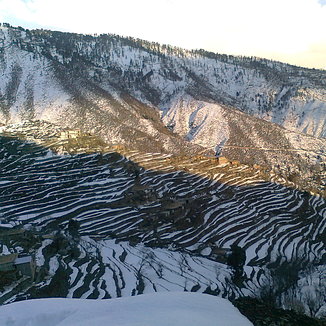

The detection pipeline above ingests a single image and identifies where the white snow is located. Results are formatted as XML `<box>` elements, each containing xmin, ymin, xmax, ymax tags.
<box><xmin>163</xmin><ymin>97</ymin><xmax>230</xmax><ymax>151</ymax></box>
<box><xmin>0</xmin><ymin>292</ymin><xmax>253</xmax><ymax>326</ymax></box>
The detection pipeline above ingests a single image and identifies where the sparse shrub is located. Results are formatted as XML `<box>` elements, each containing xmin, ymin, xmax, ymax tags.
<box><xmin>227</xmin><ymin>243</ymin><xmax>246</xmax><ymax>287</ymax></box>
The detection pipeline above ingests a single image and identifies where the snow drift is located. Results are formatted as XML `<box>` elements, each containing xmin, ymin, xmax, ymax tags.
<box><xmin>0</xmin><ymin>292</ymin><xmax>253</xmax><ymax>326</ymax></box>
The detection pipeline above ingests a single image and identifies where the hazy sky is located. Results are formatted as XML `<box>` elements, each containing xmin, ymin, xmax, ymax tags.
<box><xmin>0</xmin><ymin>0</ymin><xmax>325</xmax><ymax>69</ymax></box>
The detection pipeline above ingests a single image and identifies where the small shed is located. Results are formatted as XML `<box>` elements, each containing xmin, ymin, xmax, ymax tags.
<box><xmin>211</xmin><ymin>247</ymin><xmax>232</xmax><ymax>264</ymax></box>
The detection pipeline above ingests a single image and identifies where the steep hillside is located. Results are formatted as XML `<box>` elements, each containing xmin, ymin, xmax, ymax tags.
<box><xmin>0</xmin><ymin>26</ymin><xmax>208</xmax><ymax>156</ymax></box>
<box><xmin>0</xmin><ymin>24</ymin><xmax>325</xmax><ymax>194</ymax></box>
<box><xmin>0</xmin><ymin>24</ymin><xmax>325</xmax><ymax>140</ymax></box>
<box><xmin>163</xmin><ymin>97</ymin><xmax>326</xmax><ymax>194</ymax></box>
<box><xmin>0</xmin><ymin>123</ymin><xmax>325</xmax><ymax>320</ymax></box>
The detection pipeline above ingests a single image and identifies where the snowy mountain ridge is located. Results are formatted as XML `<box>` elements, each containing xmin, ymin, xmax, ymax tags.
<box><xmin>0</xmin><ymin>23</ymin><xmax>325</xmax><ymax>193</ymax></box>
<box><xmin>0</xmin><ymin>23</ymin><xmax>325</xmax><ymax>141</ymax></box>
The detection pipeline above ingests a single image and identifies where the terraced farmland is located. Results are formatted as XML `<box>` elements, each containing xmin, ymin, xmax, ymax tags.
<box><xmin>0</xmin><ymin>126</ymin><xmax>325</xmax><ymax>316</ymax></box>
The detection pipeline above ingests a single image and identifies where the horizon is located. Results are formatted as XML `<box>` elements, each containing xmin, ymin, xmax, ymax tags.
<box><xmin>0</xmin><ymin>0</ymin><xmax>325</xmax><ymax>70</ymax></box>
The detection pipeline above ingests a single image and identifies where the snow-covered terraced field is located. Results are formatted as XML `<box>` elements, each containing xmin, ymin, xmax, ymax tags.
<box><xmin>0</xmin><ymin>134</ymin><xmax>325</xmax><ymax>310</ymax></box>
<box><xmin>33</xmin><ymin>238</ymin><xmax>234</xmax><ymax>302</ymax></box>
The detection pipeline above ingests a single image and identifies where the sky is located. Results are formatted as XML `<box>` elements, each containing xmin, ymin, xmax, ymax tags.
<box><xmin>0</xmin><ymin>0</ymin><xmax>325</xmax><ymax>69</ymax></box>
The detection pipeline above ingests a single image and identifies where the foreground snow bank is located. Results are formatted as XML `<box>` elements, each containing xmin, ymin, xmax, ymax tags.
<box><xmin>0</xmin><ymin>292</ymin><xmax>253</xmax><ymax>326</ymax></box>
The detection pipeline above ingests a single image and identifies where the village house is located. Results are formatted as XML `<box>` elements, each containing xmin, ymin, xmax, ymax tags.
<box><xmin>200</xmin><ymin>244</ymin><xmax>231</xmax><ymax>264</ymax></box>
<box><xmin>0</xmin><ymin>225</ymin><xmax>26</xmax><ymax>242</ymax></box>
<box><xmin>158</xmin><ymin>199</ymin><xmax>190</xmax><ymax>222</ymax></box>
<box><xmin>230</xmin><ymin>160</ymin><xmax>240</xmax><ymax>166</ymax></box>
<box><xmin>124</xmin><ymin>183</ymin><xmax>157</xmax><ymax>206</ymax></box>
<box><xmin>0</xmin><ymin>253</ymin><xmax>18</xmax><ymax>272</ymax></box>
<box><xmin>0</xmin><ymin>253</ymin><xmax>36</xmax><ymax>280</ymax></box>
<box><xmin>59</xmin><ymin>129</ymin><xmax>81</xmax><ymax>140</ymax></box>
<box><xmin>217</xmin><ymin>157</ymin><xmax>229</xmax><ymax>165</ymax></box>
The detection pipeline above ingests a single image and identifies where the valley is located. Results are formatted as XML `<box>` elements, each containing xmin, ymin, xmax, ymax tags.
<box><xmin>0</xmin><ymin>122</ymin><xmax>325</xmax><ymax>323</ymax></box>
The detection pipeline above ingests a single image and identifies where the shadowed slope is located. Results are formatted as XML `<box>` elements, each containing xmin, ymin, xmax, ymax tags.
<box><xmin>0</xmin><ymin>132</ymin><xmax>325</xmax><ymax>316</ymax></box>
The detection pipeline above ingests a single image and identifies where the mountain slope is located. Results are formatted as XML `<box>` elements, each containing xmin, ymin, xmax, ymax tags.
<box><xmin>0</xmin><ymin>24</ymin><xmax>325</xmax><ymax>194</ymax></box>
<box><xmin>163</xmin><ymin>97</ymin><xmax>326</xmax><ymax>193</ymax></box>
<box><xmin>0</xmin><ymin>26</ymin><xmax>207</xmax><ymax>156</ymax></box>
<box><xmin>0</xmin><ymin>24</ymin><xmax>325</xmax><ymax>140</ymax></box>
